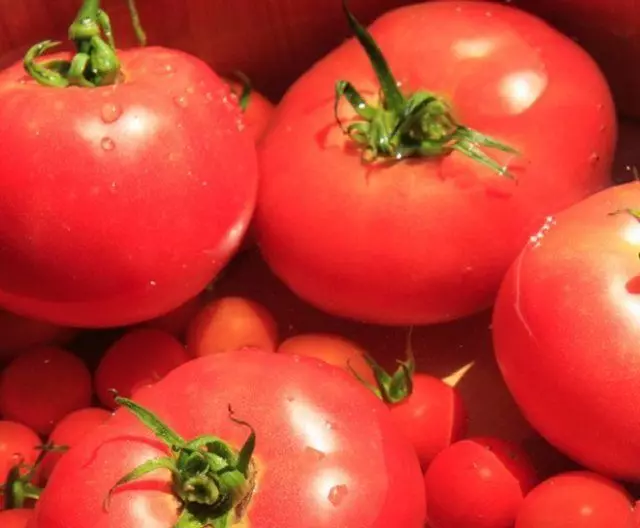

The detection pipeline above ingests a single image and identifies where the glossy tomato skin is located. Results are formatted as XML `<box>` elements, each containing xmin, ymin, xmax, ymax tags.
<box><xmin>493</xmin><ymin>181</ymin><xmax>640</xmax><ymax>480</ymax></box>
<box><xmin>256</xmin><ymin>1</ymin><xmax>615</xmax><ymax>325</ymax></box>
<box><xmin>0</xmin><ymin>47</ymin><xmax>258</xmax><ymax>328</ymax></box>
<box><xmin>31</xmin><ymin>350</ymin><xmax>426</xmax><ymax>528</ymax></box>
<box><xmin>515</xmin><ymin>471</ymin><xmax>636</xmax><ymax>528</ymax></box>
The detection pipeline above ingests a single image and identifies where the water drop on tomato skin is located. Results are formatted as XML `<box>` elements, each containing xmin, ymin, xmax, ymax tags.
<box><xmin>589</xmin><ymin>152</ymin><xmax>600</xmax><ymax>165</ymax></box>
<box><xmin>186</xmin><ymin>86</ymin><xmax>196</xmax><ymax>95</ymax></box>
<box><xmin>173</xmin><ymin>95</ymin><xmax>188</xmax><ymax>108</ymax></box>
<box><xmin>100</xmin><ymin>103</ymin><xmax>122</xmax><ymax>124</ymax></box>
<box><xmin>327</xmin><ymin>485</ymin><xmax>349</xmax><ymax>507</ymax></box>
<box><xmin>100</xmin><ymin>137</ymin><xmax>115</xmax><ymax>151</ymax></box>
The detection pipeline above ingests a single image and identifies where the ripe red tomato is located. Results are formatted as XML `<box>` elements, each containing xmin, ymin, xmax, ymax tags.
<box><xmin>515</xmin><ymin>471</ymin><xmax>636</xmax><ymax>528</ymax></box>
<box><xmin>424</xmin><ymin>437</ymin><xmax>538</xmax><ymax>528</ymax></box>
<box><xmin>95</xmin><ymin>329</ymin><xmax>192</xmax><ymax>409</ymax></box>
<box><xmin>388</xmin><ymin>374</ymin><xmax>467</xmax><ymax>470</ymax></box>
<box><xmin>0</xmin><ymin>347</ymin><xmax>92</xmax><ymax>435</ymax></box>
<box><xmin>256</xmin><ymin>0</ymin><xmax>615</xmax><ymax>325</ymax></box>
<box><xmin>225</xmin><ymin>77</ymin><xmax>275</xmax><ymax>142</ymax></box>
<box><xmin>492</xmin><ymin>181</ymin><xmax>640</xmax><ymax>480</ymax></box>
<box><xmin>186</xmin><ymin>296</ymin><xmax>279</xmax><ymax>356</ymax></box>
<box><xmin>0</xmin><ymin>45</ymin><xmax>258</xmax><ymax>328</ymax></box>
<box><xmin>30</xmin><ymin>350</ymin><xmax>426</xmax><ymax>527</ymax></box>
<box><xmin>277</xmin><ymin>333</ymin><xmax>377</xmax><ymax>387</ymax></box>
<box><xmin>0</xmin><ymin>509</ymin><xmax>33</xmax><ymax>528</ymax></box>
<box><xmin>0</xmin><ymin>311</ymin><xmax>75</xmax><ymax>363</ymax></box>
<box><xmin>39</xmin><ymin>408</ymin><xmax>111</xmax><ymax>483</ymax></box>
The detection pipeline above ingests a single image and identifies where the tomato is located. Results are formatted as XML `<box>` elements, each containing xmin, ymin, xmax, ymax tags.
<box><xmin>39</xmin><ymin>408</ymin><xmax>111</xmax><ymax>483</ymax></box>
<box><xmin>186</xmin><ymin>296</ymin><xmax>278</xmax><ymax>356</ymax></box>
<box><xmin>388</xmin><ymin>374</ymin><xmax>466</xmax><ymax>471</ymax></box>
<box><xmin>492</xmin><ymin>181</ymin><xmax>640</xmax><ymax>480</ymax></box>
<box><xmin>0</xmin><ymin>347</ymin><xmax>92</xmax><ymax>435</ymax></box>
<box><xmin>492</xmin><ymin>0</ymin><xmax>640</xmax><ymax>120</ymax></box>
<box><xmin>0</xmin><ymin>509</ymin><xmax>33</xmax><ymax>528</ymax></box>
<box><xmin>256</xmin><ymin>0</ymin><xmax>615</xmax><ymax>325</ymax></box>
<box><xmin>95</xmin><ymin>329</ymin><xmax>192</xmax><ymax>409</ymax></box>
<box><xmin>424</xmin><ymin>437</ymin><xmax>537</xmax><ymax>528</ymax></box>
<box><xmin>225</xmin><ymin>77</ymin><xmax>275</xmax><ymax>142</ymax></box>
<box><xmin>30</xmin><ymin>350</ymin><xmax>426</xmax><ymax>527</ymax></box>
<box><xmin>515</xmin><ymin>471</ymin><xmax>635</xmax><ymax>528</ymax></box>
<box><xmin>0</xmin><ymin>421</ymin><xmax>40</xmax><ymax>511</ymax></box>
<box><xmin>0</xmin><ymin>2</ymin><xmax>258</xmax><ymax>328</ymax></box>
<box><xmin>278</xmin><ymin>333</ymin><xmax>377</xmax><ymax>386</ymax></box>
<box><xmin>0</xmin><ymin>311</ymin><xmax>75</xmax><ymax>363</ymax></box>
<box><xmin>142</xmin><ymin>295</ymin><xmax>206</xmax><ymax>340</ymax></box>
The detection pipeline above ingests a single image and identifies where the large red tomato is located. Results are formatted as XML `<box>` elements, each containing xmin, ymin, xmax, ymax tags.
<box><xmin>256</xmin><ymin>0</ymin><xmax>615</xmax><ymax>325</ymax></box>
<box><xmin>30</xmin><ymin>350</ymin><xmax>426</xmax><ymax>527</ymax></box>
<box><xmin>493</xmin><ymin>181</ymin><xmax>640</xmax><ymax>480</ymax></box>
<box><xmin>0</xmin><ymin>7</ymin><xmax>257</xmax><ymax>328</ymax></box>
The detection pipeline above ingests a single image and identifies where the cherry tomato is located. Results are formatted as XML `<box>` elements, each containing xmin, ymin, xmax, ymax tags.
<box><xmin>0</xmin><ymin>421</ymin><xmax>40</xmax><ymax>485</ymax></box>
<box><xmin>424</xmin><ymin>437</ymin><xmax>538</xmax><ymax>528</ymax></box>
<box><xmin>515</xmin><ymin>471</ymin><xmax>636</xmax><ymax>528</ymax></box>
<box><xmin>39</xmin><ymin>408</ymin><xmax>111</xmax><ymax>483</ymax></box>
<box><xmin>389</xmin><ymin>374</ymin><xmax>466</xmax><ymax>470</ymax></box>
<box><xmin>0</xmin><ymin>347</ymin><xmax>92</xmax><ymax>435</ymax></box>
<box><xmin>277</xmin><ymin>333</ymin><xmax>376</xmax><ymax>386</ymax></box>
<box><xmin>30</xmin><ymin>350</ymin><xmax>426</xmax><ymax>527</ymax></box>
<box><xmin>186</xmin><ymin>296</ymin><xmax>278</xmax><ymax>356</ymax></box>
<box><xmin>95</xmin><ymin>329</ymin><xmax>192</xmax><ymax>409</ymax></box>
<box><xmin>0</xmin><ymin>508</ymin><xmax>33</xmax><ymax>528</ymax></box>
<box><xmin>492</xmin><ymin>181</ymin><xmax>640</xmax><ymax>480</ymax></box>
<box><xmin>256</xmin><ymin>0</ymin><xmax>615</xmax><ymax>325</ymax></box>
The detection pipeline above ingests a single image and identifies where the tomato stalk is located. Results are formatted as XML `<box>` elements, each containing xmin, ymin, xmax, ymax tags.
<box><xmin>23</xmin><ymin>0</ymin><xmax>147</xmax><ymax>88</ymax></box>
<box><xmin>107</xmin><ymin>396</ymin><xmax>256</xmax><ymax>528</ymax></box>
<box><xmin>351</xmin><ymin>328</ymin><xmax>416</xmax><ymax>403</ymax></box>
<box><xmin>0</xmin><ymin>443</ymin><xmax>67</xmax><ymax>509</ymax></box>
<box><xmin>336</xmin><ymin>0</ymin><xmax>518</xmax><ymax>178</ymax></box>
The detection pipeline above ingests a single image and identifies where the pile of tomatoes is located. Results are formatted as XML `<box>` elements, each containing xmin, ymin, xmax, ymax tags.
<box><xmin>1</xmin><ymin>0</ymin><xmax>640</xmax><ymax>526</ymax></box>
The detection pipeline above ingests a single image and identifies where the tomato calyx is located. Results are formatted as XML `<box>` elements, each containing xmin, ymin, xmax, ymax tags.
<box><xmin>0</xmin><ymin>443</ymin><xmax>66</xmax><ymax>509</ymax></box>
<box><xmin>335</xmin><ymin>0</ymin><xmax>517</xmax><ymax>178</ymax></box>
<box><xmin>352</xmin><ymin>329</ymin><xmax>416</xmax><ymax>404</ymax></box>
<box><xmin>228</xmin><ymin>71</ymin><xmax>254</xmax><ymax>113</ymax></box>
<box><xmin>23</xmin><ymin>0</ymin><xmax>147</xmax><ymax>88</ymax></box>
<box><xmin>107</xmin><ymin>396</ymin><xmax>257</xmax><ymax>528</ymax></box>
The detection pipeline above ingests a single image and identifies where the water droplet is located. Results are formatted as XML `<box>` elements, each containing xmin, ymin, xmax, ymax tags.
<box><xmin>169</xmin><ymin>152</ymin><xmax>180</xmax><ymax>162</ymax></box>
<box><xmin>158</xmin><ymin>64</ymin><xmax>175</xmax><ymax>75</ymax></box>
<box><xmin>589</xmin><ymin>152</ymin><xmax>600</xmax><ymax>165</ymax></box>
<box><xmin>174</xmin><ymin>95</ymin><xmax>188</xmax><ymax>108</ymax></box>
<box><xmin>101</xmin><ymin>102</ymin><xmax>122</xmax><ymax>124</ymax></box>
<box><xmin>304</xmin><ymin>446</ymin><xmax>326</xmax><ymax>461</ymax></box>
<box><xmin>100</xmin><ymin>137</ymin><xmax>115</xmax><ymax>151</ymax></box>
<box><xmin>324</xmin><ymin>421</ymin><xmax>335</xmax><ymax>430</ymax></box>
<box><xmin>17</xmin><ymin>77</ymin><xmax>27</xmax><ymax>85</ymax></box>
<box><xmin>186</xmin><ymin>86</ymin><xmax>195</xmax><ymax>95</ymax></box>
<box><xmin>455</xmin><ymin>5</ymin><xmax>462</xmax><ymax>12</ymax></box>
<box><xmin>110</xmin><ymin>181</ymin><xmax>118</xmax><ymax>192</ymax></box>
<box><xmin>205</xmin><ymin>92</ymin><xmax>214</xmax><ymax>102</ymax></box>
<box><xmin>327</xmin><ymin>485</ymin><xmax>348</xmax><ymax>507</ymax></box>
<box><xmin>236</xmin><ymin>116</ymin><xmax>246</xmax><ymax>132</ymax></box>
<box><xmin>149</xmin><ymin>280</ymin><xmax>157</xmax><ymax>287</ymax></box>
<box><xmin>485</xmin><ymin>10</ymin><xmax>493</xmax><ymax>17</ymax></box>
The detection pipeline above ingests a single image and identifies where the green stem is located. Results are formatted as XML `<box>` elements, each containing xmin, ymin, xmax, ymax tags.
<box><xmin>23</xmin><ymin>0</ymin><xmax>147</xmax><ymax>88</ymax></box>
<box><xmin>106</xmin><ymin>397</ymin><xmax>256</xmax><ymax>528</ymax></box>
<box><xmin>335</xmin><ymin>0</ymin><xmax>518</xmax><ymax>178</ymax></box>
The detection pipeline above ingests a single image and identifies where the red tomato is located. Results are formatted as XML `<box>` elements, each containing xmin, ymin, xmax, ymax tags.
<box><xmin>277</xmin><ymin>333</ymin><xmax>377</xmax><ymax>387</ymax></box>
<box><xmin>515</xmin><ymin>471</ymin><xmax>635</xmax><ymax>528</ymax></box>
<box><xmin>256</xmin><ymin>0</ymin><xmax>615</xmax><ymax>325</ymax></box>
<box><xmin>0</xmin><ymin>310</ymin><xmax>75</xmax><ymax>363</ymax></box>
<box><xmin>0</xmin><ymin>347</ymin><xmax>92</xmax><ymax>435</ymax></box>
<box><xmin>0</xmin><ymin>421</ymin><xmax>40</xmax><ymax>486</ymax></box>
<box><xmin>0</xmin><ymin>509</ymin><xmax>33</xmax><ymax>528</ymax></box>
<box><xmin>424</xmin><ymin>437</ymin><xmax>537</xmax><ymax>528</ymax></box>
<box><xmin>95</xmin><ymin>329</ymin><xmax>192</xmax><ymax>409</ymax></box>
<box><xmin>225</xmin><ymin>77</ymin><xmax>275</xmax><ymax>142</ymax></box>
<box><xmin>30</xmin><ymin>350</ymin><xmax>426</xmax><ymax>527</ymax></box>
<box><xmin>389</xmin><ymin>374</ymin><xmax>467</xmax><ymax>470</ymax></box>
<box><xmin>39</xmin><ymin>408</ymin><xmax>111</xmax><ymax>483</ymax></box>
<box><xmin>0</xmin><ymin>44</ymin><xmax>257</xmax><ymax>328</ymax></box>
<box><xmin>186</xmin><ymin>296</ymin><xmax>278</xmax><ymax>356</ymax></box>
<box><xmin>492</xmin><ymin>181</ymin><xmax>640</xmax><ymax>480</ymax></box>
